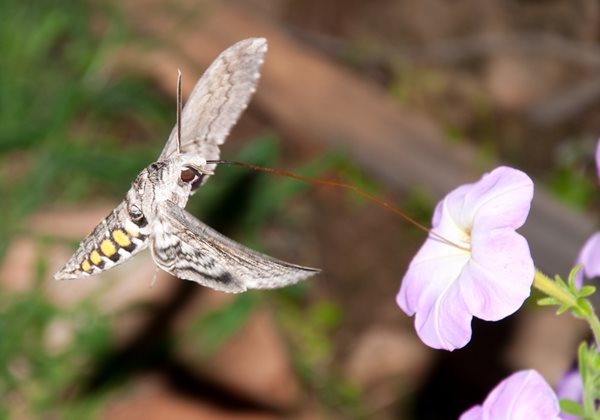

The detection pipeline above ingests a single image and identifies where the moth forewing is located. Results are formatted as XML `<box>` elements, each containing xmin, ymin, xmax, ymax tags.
<box><xmin>150</xmin><ymin>201</ymin><xmax>320</xmax><ymax>293</ymax></box>
<box><xmin>158</xmin><ymin>37</ymin><xmax>268</xmax><ymax>182</ymax></box>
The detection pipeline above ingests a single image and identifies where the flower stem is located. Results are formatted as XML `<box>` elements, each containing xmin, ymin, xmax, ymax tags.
<box><xmin>534</xmin><ymin>269</ymin><xmax>600</xmax><ymax>348</ymax></box>
<box><xmin>533</xmin><ymin>269</ymin><xmax>577</xmax><ymax>307</ymax></box>
<box><xmin>583</xmin><ymin>372</ymin><xmax>595</xmax><ymax>419</ymax></box>
<box><xmin>587</xmin><ymin>312</ymin><xmax>600</xmax><ymax>350</ymax></box>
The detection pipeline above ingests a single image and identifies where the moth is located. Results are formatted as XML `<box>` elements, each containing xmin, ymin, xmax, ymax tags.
<box><xmin>54</xmin><ymin>38</ymin><xmax>319</xmax><ymax>293</ymax></box>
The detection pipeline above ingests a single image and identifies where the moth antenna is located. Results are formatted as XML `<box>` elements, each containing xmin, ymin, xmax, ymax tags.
<box><xmin>176</xmin><ymin>69</ymin><xmax>183</xmax><ymax>155</ymax></box>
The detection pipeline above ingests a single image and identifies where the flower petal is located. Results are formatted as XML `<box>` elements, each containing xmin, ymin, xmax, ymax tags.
<box><xmin>483</xmin><ymin>370</ymin><xmax>560</xmax><ymax>419</ymax></box>
<box><xmin>444</xmin><ymin>166</ymin><xmax>534</xmax><ymax>233</ymax></box>
<box><xmin>556</xmin><ymin>368</ymin><xmax>582</xmax><ymax>420</ymax></box>
<box><xmin>577</xmin><ymin>231</ymin><xmax>600</xmax><ymax>279</ymax></box>
<box><xmin>460</xmin><ymin>370</ymin><xmax>560</xmax><ymax>420</ymax></box>
<box><xmin>461</xmin><ymin>228</ymin><xmax>534</xmax><ymax>320</ymax></box>
<box><xmin>557</xmin><ymin>369</ymin><xmax>583</xmax><ymax>402</ymax></box>
<box><xmin>413</xmin><ymin>276</ymin><xmax>474</xmax><ymax>350</ymax></box>
<box><xmin>397</xmin><ymin>236</ymin><xmax>473</xmax><ymax>350</ymax></box>
<box><xmin>397</xmin><ymin>236</ymin><xmax>469</xmax><ymax>315</ymax></box>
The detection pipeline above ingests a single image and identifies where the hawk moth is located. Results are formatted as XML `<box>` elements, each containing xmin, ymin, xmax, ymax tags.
<box><xmin>54</xmin><ymin>38</ymin><xmax>319</xmax><ymax>293</ymax></box>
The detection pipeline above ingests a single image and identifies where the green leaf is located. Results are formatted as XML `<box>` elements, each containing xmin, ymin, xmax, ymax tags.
<box><xmin>559</xmin><ymin>398</ymin><xmax>585</xmax><ymax>417</ymax></box>
<box><xmin>578</xmin><ymin>286</ymin><xmax>596</xmax><ymax>298</ymax></box>
<box><xmin>574</xmin><ymin>298</ymin><xmax>594</xmax><ymax>318</ymax></box>
<box><xmin>537</xmin><ymin>297</ymin><xmax>559</xmax><ymax>306</ymax></box>
<box><xmin>578</xmin><ymin>342</ymin><xmax>589</xmax><ymax>383</ymax></box>
<box><xmin>568</xmin><ymin>265</ymin><xmax>583</xmax><ymax>289</ymax></box>
<box><xmin>555</xmin><ymin>275</ymin><xmax>568</xmax><ymax>289</ymax></box>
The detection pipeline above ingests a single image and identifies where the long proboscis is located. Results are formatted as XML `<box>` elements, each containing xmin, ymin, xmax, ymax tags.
<box><xmin>206</xmin><ymin>159</ymin><xmax>466</xmax><ymax>250</ymax></box>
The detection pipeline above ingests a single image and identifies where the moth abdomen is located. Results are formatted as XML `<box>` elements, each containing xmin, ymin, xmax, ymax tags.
<box><xmin>54</xmin><ymin>202</ymin><xmax>150</xmax><ymax>280</ymax></box>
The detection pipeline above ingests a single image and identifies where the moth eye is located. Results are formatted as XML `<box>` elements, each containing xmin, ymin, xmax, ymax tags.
<box><xmin>129</xmin><ymin>205</ymin><xmax>143</xmax><ymax>221</ymax></box>
<box><xmin>180</xmin><ymin>168</ymin><xmax>196</xmax><ymax>183</ymax></box>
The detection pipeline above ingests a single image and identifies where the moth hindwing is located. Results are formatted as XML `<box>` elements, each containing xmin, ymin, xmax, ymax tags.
<box><xmin>53</xmin><ymin>38</ymin><xmax>320</xmax><ymax>292</ymax></box>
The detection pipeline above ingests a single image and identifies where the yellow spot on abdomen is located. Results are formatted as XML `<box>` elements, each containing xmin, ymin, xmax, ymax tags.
<box><xmin>100</xmin><ymin>239</ymin><xmax>117</xmax><ymax>257</ymax></box>
<box><xmin>112</xmin><ymin>229</ymin><xmax>131</xmax><ymax>247</ymax></box>
<box><xmin>90</xmin><ymin>250</ymin><xmax>102</xmax><ymax>265</ymax></box>
<box><xmin>81</xmin><ymin>260</ymin><xmax>91</xmax><ymax>272</ymax></box>
<box><xmin>125</xmin><ymin>219</ymin><xmax>140</xmax><ymax>237</ymax></box>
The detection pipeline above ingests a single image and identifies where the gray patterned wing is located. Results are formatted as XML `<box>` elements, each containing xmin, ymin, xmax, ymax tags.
<box><xmin>158</xmin><ymin>38</ymin><xmax>267</xmax><ymax>180</ymax></box>
<box><xmin>150</xmin><ymin>201</ymin><xmax>319</xmax><ymax>293</ymax></box>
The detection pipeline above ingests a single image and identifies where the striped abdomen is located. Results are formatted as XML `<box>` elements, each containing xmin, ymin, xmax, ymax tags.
<box><xmin>54</xmin><ymin>201</ymin><xmax>150</xmax><ymax>280</ymax></box>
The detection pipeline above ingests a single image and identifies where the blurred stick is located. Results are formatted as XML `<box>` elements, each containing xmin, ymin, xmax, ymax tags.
<box><xmin>528</xmin><ymin>76</ymin><xmax>600</xmax><ymax>127</ymax></box>
<box><xmin>295</xmin><ymin>31</ymin><xmax>600</xmax><ymax>69</ymax></box>
<box><xmin>414</xmin><ymin>32</ymin><xmax>600</xmax><ymax>68</ymax></box>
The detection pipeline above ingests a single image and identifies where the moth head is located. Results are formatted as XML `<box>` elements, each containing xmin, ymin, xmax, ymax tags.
<box><xmin>134</xmin><ymin>154</ymin><xmax>213</xmax><ymax>216</ymax></box>
<box><xmin>159</xmin><ymin>154</ymin><xmax>212</xmax><ymax>197</ymax></box>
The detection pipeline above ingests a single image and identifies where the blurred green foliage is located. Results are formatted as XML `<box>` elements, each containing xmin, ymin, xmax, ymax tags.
<box><xmin>0</xmin><ymin>256</ymin><xmax>113</xmax><ymax>419</ymax></box>
<box><xmin>274</xmin><ymin>295</ymin><xmax>365</xmax><ymax>416</ymax></box>
<box><xmin>0</xmin><ymin>1</ymin><xmax>149</xmax><ymax>414</ymax></box>
<box><xmin>185</xmin><ymin>143</ymin><xmax>370</xmax><ymax>417</ymax></box>
<box><xmin>187</xmin><ymin>293</ymin><xmax>258</xmax><ymax>357</ymax></box>
<box><xmin>0</xmin><ymin>1</ymin><xmax>375</xmax><ymax>417</ymax></box>
<box><xmin>549</xmin><ymin>167</ymin><xmax>596</xmax><ymax>210</ymax></box>
<box><xmin>0</xmin><ymin>0</ymin><xmax>169</xmax><ymax>258</ymax></box>
<box><xmin>547</xmin><ymin>139</ymin><xmax>598</xmax><ymax>210</ymax></box>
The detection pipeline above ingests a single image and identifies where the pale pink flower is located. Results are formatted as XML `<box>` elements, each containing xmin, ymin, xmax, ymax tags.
<box><xmin>397</xmin><ymin>166</ymin><xmax>534</xmax><ymax>350</ymax></box>
<box><xmin>556</xmin><ymin>367</ymin><xmax>583</xmax><ymax>420</ymax></box>
<box><xmin>576</xmin><ymin>139</ymin><xmax>600</xmax><ymax>281</ymax></box>
<box><xmin>460</xmin><ymin>370</ymin><xmax>560</xmax><ymax>420</ymax></box>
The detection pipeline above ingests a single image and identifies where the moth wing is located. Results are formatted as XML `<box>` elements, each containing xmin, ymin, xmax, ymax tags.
<box><xmin>158</xmin><ymin>38</ymin><xmax>267</xmax><ymax>181</ymax></box>
<box><xmin>150</xmin><ymin>201</ymin><xmax>319</xmax><ymax>293</ymax></box>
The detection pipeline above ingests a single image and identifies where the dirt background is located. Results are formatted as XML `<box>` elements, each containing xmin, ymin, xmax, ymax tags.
<box><xmin>3</xmin><ymin>0</ymin><xmax>600</xmax><ymax>419</ymax></box>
